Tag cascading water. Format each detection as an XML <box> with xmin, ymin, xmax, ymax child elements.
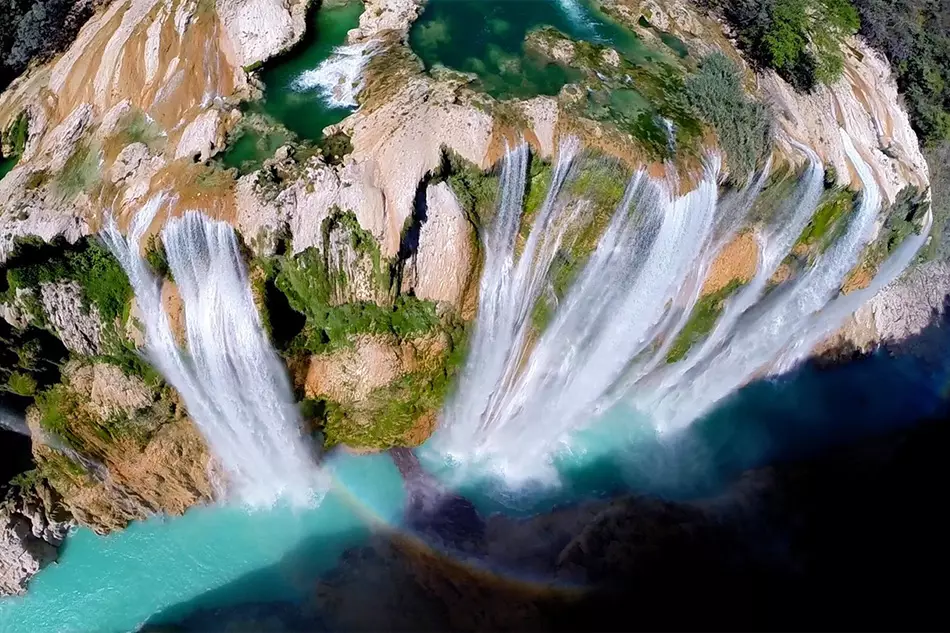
<box><xmin>292</xmin><ymin>41</ymin><xmax>379</xmax><ymax>108</ymax></box>
<box><xmin>103</xmin><ymin>199</ymin><xmax>322</xmax><ymax>506</ymax></box>
<box><xmin>433</xmin><ymin>133</ymin><xmax>930</xmax><ymax>484</ymax></box>
<box><xmin>433</xmin><ymin>138</ymin><xmax>720</xmax><ymax>481</ymax></box>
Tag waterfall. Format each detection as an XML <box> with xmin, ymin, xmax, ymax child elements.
<box><xmin>434</xmin><ymin>132</ymin><xmax>928</xmax><ymax>484</ymax></box>
<box><xmin>432</xmin><ymin>139</ymin><xmax>721</xmax><ymax>481</ymax></box>
<box><xmin>0</xmin><ymin>408</ymin><xmax>29</xmax><ymax>436</ymax></box>
<box><xmin>292</xmin><ymin>41</ymin><xmax>379</xmax><ymax>108</ymax></box>
<box><xmin>102</xmin><ymin>199</ymin><xmax>322</xmax><ymax>506</ymax></box>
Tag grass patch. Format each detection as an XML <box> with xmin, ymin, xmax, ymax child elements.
<box><xmin>794</xmin><ymin>187</ymin><xmax>858</xmax><ymax>252</ymax></box>
<box><xmin>2</xmin><ymin>237</ymin><xmax>132</xmax><ymax>323</ymax></box>
<box><xmin>55</xmin><ymin>142</ymin><xmax>101</xmax><ymax>199</ymax></box>
<box><xmin>321</xmin><ymin>323</ymin><xmax>469</xmax><ymax>450</ymax></box>
<box><xmin>666</xmin><ymin>279</ymin><xmax>743</xmax><ymax>363</ymax></box>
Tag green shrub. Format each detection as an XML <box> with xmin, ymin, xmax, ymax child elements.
<box><xmin>6</xmin><ymin>371</ymin><xmax>37</xmax><ymax>396</ymax></box>
<box><xmin>270</xmin><ymin>217</ymin><xmax>440</xmax><ymax>355</ymax></box>
<box><xmin>851</xmin><ymin>0</ymin><xmax>950</xmax><ymax>147</ymax></box>
<box><xmin>54</xmin><ymin>142</ymin><xmax>100</xmax><ymax>199</ymax></box>
<box><xmin>144</xmin><ymin>234</ymin><xmax>172</xmax><ymax>281</ymax></box>
<box><xmin>713</xmin><ymin>0</ymin><xmax>860</xmax><ymax>91</ymax></box>
<box><xmin>3</xmin><ymin>237</ymin><xmax>132</xmax><ymax>324</ymax></box>
<box><xmin>685</xmin><ymin>53</ymin><xmax>773</xmax><ymax>179</ymax></box>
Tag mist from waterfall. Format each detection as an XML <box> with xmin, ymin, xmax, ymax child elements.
<box><xmin>433</xmin><ymin>134</ymin><xmax>930</xmax><ymax>485</ymax></box>
<box><xmin>103</xmin><ymin>200</ymin><xmax>322</xmax><ymax>506</ymax></box>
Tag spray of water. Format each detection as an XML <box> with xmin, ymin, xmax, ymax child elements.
<box><xmin>292</xmin><ymin>41</ymin><xmax>379</xmax><ymax>108</ymax></box>
<box><xmin>435</xmin><ymin>131</ymin><xmax>928</xmax><ymax>484</ymax></box>
<box><xmin>102</xmin><ymin>199</ymin><xmax>323</xmax><ymax>506</ymax></box>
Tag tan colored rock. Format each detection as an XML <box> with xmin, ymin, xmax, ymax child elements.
<box><xmin>349</xmin><ymin>0</ymin><xmax>425</xmax><ymax>42</ymax></box>
<box><xmin>760</xmin><ymin>37</ymin><xmax>929</xmax><ymax>203</ymax></box>
<box><xmin>520</xmin><ymin>97</ymin><xmax>559</xmax><ymax>159</ymax></box>
<box><xmin>216</xmin><ymin>0</ymin><xmax>304</xmax><ymax>67</ymax></box>
<box><xmin>303</xmin><ymin>333</ymin><xmax>448</xmax><ymax>403</ymax></box>
<box><xmin>701</xmin><ymin>231</ymin><xmax>758</xmax><ymax>296</ymax></box>
<box><xmin>305</xmin><ymin>336</ymin><xmax>405</xmax><ymax>403</ymax></box>
<box><xmin>402</xmin><ymin>182</ymin><xmax>474</xmax><ymax>307</ymax></box>
<box><xmin>65</xmin><ymin>362</ymin><xmax>154</xmax><ymax>420</ymax></box>
<box><xmin>174</xmin><ymin>109</ymin><xmax>224</xmax><ymax>162</ymax></box>
<box><xmin>333</xmin><ymin>70</ymin><xmax>494</xmax><ymax>256</ymax></box>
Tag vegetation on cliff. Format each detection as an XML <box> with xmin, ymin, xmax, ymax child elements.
<box><xmin>320</xmin><ymin>324</ymin><xmax>468</xmax><ymax>449</ymax></box>
<box><xmin>684</xmin><ymin>53</ymin><xmax>772</xmax><ymax>179</ymax></box>
<box><xmin>706</xmin><ymin>0</ymin><xmax>860</xmax><ymax>91</ymax></box>
<box><xmin>0</xmin><ymin>0</ymin><xmax>95</xmax><ymax>93</ymax></box>
<box><xmin>666</xmin><ymin>278</ymin><xmax>743</xmax><ymax>363</ymax></box>
<box><xmin>1</xmin><ymin>237</ymin><xmax>131</xmax><ymax>324</ymax></box>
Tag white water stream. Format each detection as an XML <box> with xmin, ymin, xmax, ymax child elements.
<box><xmin>292</xmin><ymin>41</ymin><xmax>379</xmax><ymax>108</ymax></box>
<box><xmin>434</xmin><ymin>133</ymin><xmax>930</xmax><ymax>483</ymax></box>
<box><xmin>103</xmin><ymin>199</ymin><xmax>322</xmax><ymax>506</ymax></box>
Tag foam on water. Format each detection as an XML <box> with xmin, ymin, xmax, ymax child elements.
<box><xmin>292</xmin><ymin>41</ymin><xmax>378</xmax><ymax>108</ymax></box>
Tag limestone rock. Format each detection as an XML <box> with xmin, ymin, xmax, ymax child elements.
<box><xmin>302</xmin><ymin>334</ymin><xmax>448</xmax><ymax>404</ymax></box>
<box><xmin>111</xmin><ymin>142</ymin><xmax>151</xmax><ymax>183</ymax></box>
<box><xmin>829</xmin><ymin>260</ymin><xmax>950</xmax><ymax>364</ymax></box>
<box><xmin>65</xmin><ymin>362</ymin><xmax>154</xmax><ymax>420</ymax></box>
<box><xmin>333</xmin><ymin>71</ymin><xmax>494</xmax><ymax>256</ymax></box>
<box><xmin>402</xmin><ymin>182</ymin><xmax>474</xmax><ymax>308</ymax></box>
<box><xmin>760</xmin><ymin>37</ymin><xmax>929</xmax><ymax>203</ymax></box>
<box><xmin>38</xmin><ymin>281</ymin><xmax>104</xmax><ymax>356</ymax></box>
<box><xmin>520</xmin><ymin>97</ymin><xmax>559</xmax><ymax>159</ymax></box>
<box><xmin>174</xmin><ymin>109</ymin><xmax>224</xmax><ymax>162</ymax></box>
<box><xmin>349</xmin><ymin>0</ymin><xmax>425</xmax><ymax>42</ymax></box>
<box><xmin>216</xmin><ymin>0</ymin><xmax>304</xmax><ymax>68</ymax></box>
<box><xmin>0</xmin><ymin>480</ymin><xmax>73</xmax><ymax>596</ymax></box>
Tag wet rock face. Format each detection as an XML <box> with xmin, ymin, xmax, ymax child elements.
<box><xmin>0</xmin><ymin>478</ymin><xmax>73</xmax><ymax>596</ymax></box>
<box><xmin>38</xmin><ymin>280</ymin><xmax>103</xmax><ymax>355</ymax></box>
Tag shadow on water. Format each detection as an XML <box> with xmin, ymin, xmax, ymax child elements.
<box><xmin>143</xmin><ymin>307</ymin><xmax>950</xmax><ymax>631</ymax></box>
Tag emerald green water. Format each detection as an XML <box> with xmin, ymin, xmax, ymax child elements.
<box><xmin>408</xmin><ymin>0</ymin><xmax>647</xmax><ymax>98</ymax></box>
<box><xmin>0</xmin><ymin>155</ymin><xmax>16</xmax><ymax>182</ymax></box>
<box><xmin>220</xmin><ymin>0</ymin><xmax>363</xmax><ymax>173</ymax></box>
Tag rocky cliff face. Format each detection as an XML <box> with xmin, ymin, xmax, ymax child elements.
<box><xmin>0</xmin><ymin>478</ymin><xmax>73</xmax><ymax>596</ymax></box>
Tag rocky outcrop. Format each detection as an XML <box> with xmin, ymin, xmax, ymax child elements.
<box><xmin>0</xmin><ymin>479</ymin><xmax>73</xmax><ymax>596</ymax></box>
<box><xmin>217</xmin><ymin>0</ymin><xmax>307</xmax><ymax>68</ymax></box>
<box><xmin>174</xmin><ymin>109</ymin><xmax>225</xmax><ymax>162</ymax></box>
<box><xmin>302</xmin><ymin>334</ymin><xmax>446</xmax><ymax>403</ymax></box>
<box><xmin>401</xmin><ymin>182</ymin><xmax>475</xmax><ymax>308</ymax></box>
<box><xmin>760</xmin><ymin>37</ymin><xmax>929</xmax><ymax>203</ymax></box>
<box><xmin>348</xmin><ymin>0</ymin><xmax>425</xmax><ymax>42</ymax></box>
<box><xmin>22</xmin><ymin>362</ymin><xmax>214</xmax><ymax>535</ymax></box>
<box><xmin>827</xmin><ymin>260</ymin><xmax>950</xmax><ymax>363</ymax></box>
<box><xmin>38</xmin><ymin>281</ymin><xmax>105</xmax><ymax>355</ymax></box>
<box><xmin>329</xmin><ymin>69</ymin><xmax>494</xmax><ymax>256</ymax></box>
